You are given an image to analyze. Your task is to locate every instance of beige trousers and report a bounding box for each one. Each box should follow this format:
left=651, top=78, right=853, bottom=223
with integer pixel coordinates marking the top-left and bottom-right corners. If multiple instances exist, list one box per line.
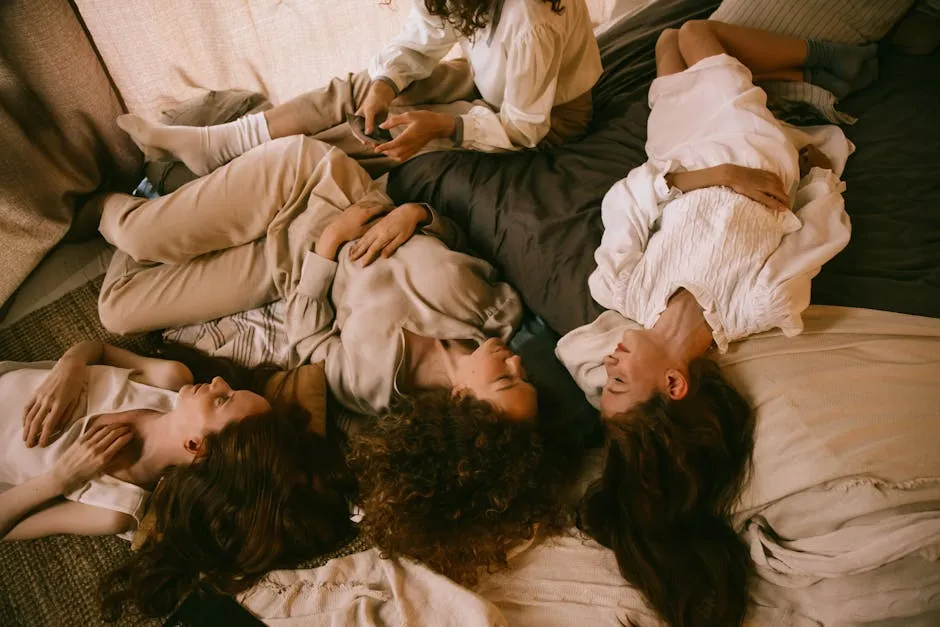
left=98, top=136, right=389, bottom=334
left=276, top=59, right=593, bottom=177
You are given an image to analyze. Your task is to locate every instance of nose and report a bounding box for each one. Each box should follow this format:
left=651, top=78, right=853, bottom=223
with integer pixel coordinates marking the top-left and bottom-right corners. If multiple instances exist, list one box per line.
left=603, top=354, right=617, bottom=367
left=210, top=376, right=231, bottom=392
left=507, top=354, right=524, bottom=375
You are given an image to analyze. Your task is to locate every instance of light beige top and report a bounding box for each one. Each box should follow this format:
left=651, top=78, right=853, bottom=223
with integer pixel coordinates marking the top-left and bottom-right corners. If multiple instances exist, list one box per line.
left=0, top=362, right=178, bottom=540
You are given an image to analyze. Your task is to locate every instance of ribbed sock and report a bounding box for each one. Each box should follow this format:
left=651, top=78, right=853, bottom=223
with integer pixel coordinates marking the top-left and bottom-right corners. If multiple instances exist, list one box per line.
left=117, top=112, right=272, bottom=175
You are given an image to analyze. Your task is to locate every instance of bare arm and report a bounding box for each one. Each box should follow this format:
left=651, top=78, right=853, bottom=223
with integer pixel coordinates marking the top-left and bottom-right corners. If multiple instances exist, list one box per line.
left=2, top=423, right=133, bottom=540
left=666, top=164, right=790, bottom=212
left=66, top=340, right=194, bottom=390
left=24, top=341, right=192, bottom=447
left=3, top=501, right=135, bottom=541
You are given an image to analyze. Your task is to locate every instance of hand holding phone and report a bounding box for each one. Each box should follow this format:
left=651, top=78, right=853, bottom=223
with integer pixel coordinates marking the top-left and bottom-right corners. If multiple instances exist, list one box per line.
left=347, top=113, right=393, bottom=145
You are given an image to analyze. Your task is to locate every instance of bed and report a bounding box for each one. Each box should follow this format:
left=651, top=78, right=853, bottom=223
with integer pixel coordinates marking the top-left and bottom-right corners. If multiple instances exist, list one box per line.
left=2, top=0, right=938, bottom=625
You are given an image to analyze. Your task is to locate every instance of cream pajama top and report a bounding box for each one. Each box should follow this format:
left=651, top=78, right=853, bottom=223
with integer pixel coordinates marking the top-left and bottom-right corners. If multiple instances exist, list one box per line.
left=0, top=362, right=176, bottom=540
left=588, top=54, right=854, bottom=351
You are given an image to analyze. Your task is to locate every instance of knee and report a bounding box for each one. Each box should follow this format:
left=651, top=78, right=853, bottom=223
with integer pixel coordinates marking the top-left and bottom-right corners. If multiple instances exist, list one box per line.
left=678, top=19, right=712, bottom=46
left=656, top=28, right=680, bottom=52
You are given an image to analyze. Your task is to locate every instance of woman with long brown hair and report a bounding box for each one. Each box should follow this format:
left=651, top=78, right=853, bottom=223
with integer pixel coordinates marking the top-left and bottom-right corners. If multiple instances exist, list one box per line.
left=115, top=0, right=602, bottom=177
left=560, top=18, right=877, bottom=627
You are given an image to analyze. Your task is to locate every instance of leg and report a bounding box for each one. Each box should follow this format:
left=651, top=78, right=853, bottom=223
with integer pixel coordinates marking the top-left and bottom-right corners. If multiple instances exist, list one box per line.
left=679, top=20, right=879, bottom=98
left=99, top=136, right=334, bottom=265
left=117, top=61, right=479, bottom=177
left=677, top=20, right=808, bottom=74
left=99, top=242, right=276, bottom=335
left=656, top=28, right=687, bottom=77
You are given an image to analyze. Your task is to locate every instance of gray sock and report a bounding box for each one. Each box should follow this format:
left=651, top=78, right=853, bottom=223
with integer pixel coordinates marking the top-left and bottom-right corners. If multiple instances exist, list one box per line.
left=805, top=40, right=878, bottom=82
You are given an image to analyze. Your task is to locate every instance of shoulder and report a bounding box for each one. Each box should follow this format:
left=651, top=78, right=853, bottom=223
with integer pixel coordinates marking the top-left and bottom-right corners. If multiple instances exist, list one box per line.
left=499, top=0, right=578, bottom=35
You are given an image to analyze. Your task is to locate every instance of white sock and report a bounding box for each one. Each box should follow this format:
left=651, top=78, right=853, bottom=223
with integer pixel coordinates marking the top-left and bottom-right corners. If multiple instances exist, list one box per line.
left=117, top=112, right=272, bottom=176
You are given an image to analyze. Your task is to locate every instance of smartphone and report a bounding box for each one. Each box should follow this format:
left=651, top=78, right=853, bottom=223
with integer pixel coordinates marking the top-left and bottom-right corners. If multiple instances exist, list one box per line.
left=346, top=113, right=393, bottom=145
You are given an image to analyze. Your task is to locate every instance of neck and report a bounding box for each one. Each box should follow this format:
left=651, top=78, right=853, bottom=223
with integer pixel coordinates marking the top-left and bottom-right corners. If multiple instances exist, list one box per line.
left=126, top=409, right=194, bottom=485
left=649, top=289, right=714, bottom=364
left=404, top=332, right=465, bottom=391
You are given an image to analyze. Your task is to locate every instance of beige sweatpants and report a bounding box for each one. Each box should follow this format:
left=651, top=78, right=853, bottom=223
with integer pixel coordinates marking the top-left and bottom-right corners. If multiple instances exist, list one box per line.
left=98, top=135, right=390, bottom=334
left=279, top=59, right=593, bottom=177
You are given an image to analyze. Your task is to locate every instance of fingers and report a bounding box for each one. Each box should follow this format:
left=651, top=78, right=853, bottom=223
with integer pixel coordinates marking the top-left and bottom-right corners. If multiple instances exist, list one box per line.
left=38, top=404, right=63, bottom=447
left=381, top=233, right=409, bottom=260
left=379, top=113, right=409, bottom=130
left=24, top=403, right=46, bottom=448
left=359, top=234, right=394, bottom=267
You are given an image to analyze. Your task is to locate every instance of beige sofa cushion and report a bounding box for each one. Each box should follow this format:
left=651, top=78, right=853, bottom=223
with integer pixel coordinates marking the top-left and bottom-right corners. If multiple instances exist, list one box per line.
left=0, top=0, right=141, bottom=307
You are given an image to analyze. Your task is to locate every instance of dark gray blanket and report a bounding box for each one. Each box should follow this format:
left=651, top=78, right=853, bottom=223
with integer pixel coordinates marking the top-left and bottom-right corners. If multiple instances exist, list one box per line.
left=387, top=0, right=940, bottom=335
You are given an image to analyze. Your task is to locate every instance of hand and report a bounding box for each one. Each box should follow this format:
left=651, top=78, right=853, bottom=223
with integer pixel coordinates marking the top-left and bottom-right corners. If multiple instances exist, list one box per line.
left=23, top=356, right=87, bottom=448
left=356, top=80, right=397, bottom=135
left=799, top=144, right=832, bottom=176
left=315, top=202, right=392, bottom=261
left=50, top=422, right=134, bottom=494
left=720, top=164, right=790, bottom=212
left=348, top=203, right=430, bottom=266
left=374, top=111, right=456, bottom=161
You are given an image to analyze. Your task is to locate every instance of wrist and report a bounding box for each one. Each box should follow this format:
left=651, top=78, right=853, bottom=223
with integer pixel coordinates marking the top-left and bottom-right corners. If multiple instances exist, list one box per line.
left=435, top=113, right=457, bottom=140
left=45, top=467, right=72, bottom=495
left=314, top=232, right=339, bottom=261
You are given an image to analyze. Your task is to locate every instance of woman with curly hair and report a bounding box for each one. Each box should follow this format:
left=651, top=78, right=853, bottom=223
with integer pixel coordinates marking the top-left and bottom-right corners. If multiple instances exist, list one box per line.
left=346, top=388, right=573, bottom=586
left=98, top=134, right=539, bottom=422
left=115, top=0, right=602, bottom=176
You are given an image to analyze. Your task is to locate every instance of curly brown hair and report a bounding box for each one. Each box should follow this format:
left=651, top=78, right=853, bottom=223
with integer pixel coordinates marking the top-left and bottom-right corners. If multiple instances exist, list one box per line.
left=391, top=0, right=566, bottom=39
left=579, top=358, right=755, bottom=627
left=99, top=404, right=355, bottom=621
left=346, top=388, right=566, bottom=585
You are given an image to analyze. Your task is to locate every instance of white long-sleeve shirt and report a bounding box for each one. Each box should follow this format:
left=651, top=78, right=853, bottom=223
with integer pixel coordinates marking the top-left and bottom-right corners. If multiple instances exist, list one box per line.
left=588, top=54, right=853, bottom=350
left=369, top=0, right=602, bottom=151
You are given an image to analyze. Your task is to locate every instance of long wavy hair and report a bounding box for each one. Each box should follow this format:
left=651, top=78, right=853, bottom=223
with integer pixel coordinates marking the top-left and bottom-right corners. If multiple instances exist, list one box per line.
left=99, top=342, right=355, bottom=620
left=404, top=0, right=566, bottom=39
left=579, top=358, right=755, bottom=627
left=346, top=388, right=570, bottom=585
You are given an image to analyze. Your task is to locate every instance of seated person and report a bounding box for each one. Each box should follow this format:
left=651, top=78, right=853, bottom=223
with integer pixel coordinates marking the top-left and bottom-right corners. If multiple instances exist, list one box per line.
left=556, top=20, right=864, bottom=627
left=96, top=133, right=568, bottom=587
left=115, top=0, right=603, bottom=177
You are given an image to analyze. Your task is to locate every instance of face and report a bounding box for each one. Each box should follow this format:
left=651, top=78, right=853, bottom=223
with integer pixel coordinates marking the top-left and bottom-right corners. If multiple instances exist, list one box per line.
left=600, top=329, right=678, bottom=419
left=176, top=377, right=272, bottom=440
left=453, top=338, right=538, bottom=421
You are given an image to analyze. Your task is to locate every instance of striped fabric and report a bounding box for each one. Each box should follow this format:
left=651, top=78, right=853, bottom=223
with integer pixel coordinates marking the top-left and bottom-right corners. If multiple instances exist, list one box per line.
left=710, top=0, right=915, bottom=124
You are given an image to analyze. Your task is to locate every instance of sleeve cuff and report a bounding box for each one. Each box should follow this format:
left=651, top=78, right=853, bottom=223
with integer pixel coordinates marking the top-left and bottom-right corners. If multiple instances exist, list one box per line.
left=298, top=251, right=339, bottom=298
left=451, top=115, right=465, bottom=147
left=372, top=74, right=404, bottom=97
left=650, top=159, right=681, bottom=204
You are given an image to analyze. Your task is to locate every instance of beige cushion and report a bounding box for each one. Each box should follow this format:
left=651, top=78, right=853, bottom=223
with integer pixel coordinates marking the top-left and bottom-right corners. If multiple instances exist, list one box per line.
left=0, top=0, right=141, bottom=307
left=710, top=0, right=915, bottom=124
left=73, top=0, right=413, bottom=120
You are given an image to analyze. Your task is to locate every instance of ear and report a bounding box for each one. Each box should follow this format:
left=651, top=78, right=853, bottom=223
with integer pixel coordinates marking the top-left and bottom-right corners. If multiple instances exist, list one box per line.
left=664, top=368, right=689, bottom=401
left=184, top=438, right=203, bottom=456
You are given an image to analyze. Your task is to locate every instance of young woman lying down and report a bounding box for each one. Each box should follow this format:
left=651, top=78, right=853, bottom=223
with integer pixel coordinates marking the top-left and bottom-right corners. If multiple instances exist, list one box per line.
left=555, top=19, right=872, bottom=627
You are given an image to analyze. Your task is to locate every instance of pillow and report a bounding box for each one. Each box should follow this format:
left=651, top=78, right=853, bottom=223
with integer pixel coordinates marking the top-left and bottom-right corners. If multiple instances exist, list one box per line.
left=710, top=0, right=916, bottom=124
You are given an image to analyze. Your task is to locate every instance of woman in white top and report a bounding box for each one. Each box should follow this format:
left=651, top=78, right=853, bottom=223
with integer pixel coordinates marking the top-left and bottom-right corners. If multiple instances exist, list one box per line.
left=115, top=0, right=602, bottom=177
left=1, top=340, right=267, bottom=540
left=558, top=20, right=875, bottom=627
left=3, top=341, right=355, bottom=619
